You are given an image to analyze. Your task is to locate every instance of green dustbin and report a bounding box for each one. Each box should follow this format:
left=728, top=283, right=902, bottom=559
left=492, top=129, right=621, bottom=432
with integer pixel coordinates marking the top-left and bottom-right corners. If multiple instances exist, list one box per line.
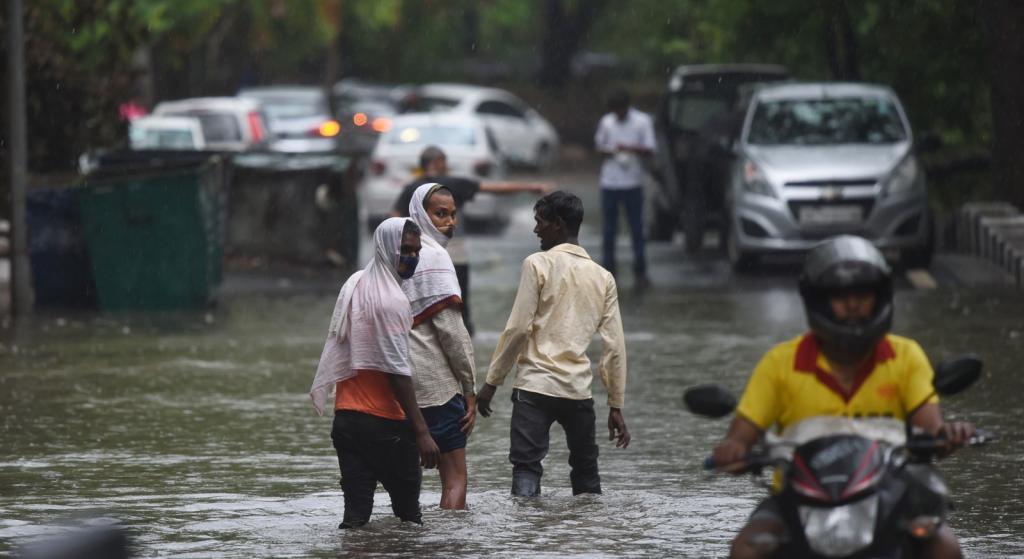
left=78, top=159, right=224, bottom=310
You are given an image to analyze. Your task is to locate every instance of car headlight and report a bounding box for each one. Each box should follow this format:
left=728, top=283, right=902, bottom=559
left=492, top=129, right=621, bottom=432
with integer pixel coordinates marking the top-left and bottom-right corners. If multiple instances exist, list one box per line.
left=799, top=494, right=878, bottom=557
left=884, top=156, right=920, bottom=198
left=742, top=160, right=776, bottom=198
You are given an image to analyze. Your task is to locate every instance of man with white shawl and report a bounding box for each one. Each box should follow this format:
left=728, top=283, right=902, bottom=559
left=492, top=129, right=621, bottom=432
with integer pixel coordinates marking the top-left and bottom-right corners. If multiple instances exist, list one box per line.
left=402, top=182, right=478, bottom=510
left=310, top=217, right=440, bottom=528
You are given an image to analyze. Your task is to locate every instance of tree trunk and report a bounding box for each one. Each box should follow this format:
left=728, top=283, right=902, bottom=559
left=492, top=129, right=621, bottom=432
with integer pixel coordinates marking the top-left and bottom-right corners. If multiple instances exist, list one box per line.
left=537, top=0, right=604, bottom=90
left=983, top=0, right=1024, bottom=210
left=823, top=0, right=860, bottom=81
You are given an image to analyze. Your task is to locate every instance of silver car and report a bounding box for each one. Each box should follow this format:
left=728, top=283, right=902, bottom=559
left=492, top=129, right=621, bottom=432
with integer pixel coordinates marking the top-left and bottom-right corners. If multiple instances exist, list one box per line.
left=726, top=82, right=932, bottom=270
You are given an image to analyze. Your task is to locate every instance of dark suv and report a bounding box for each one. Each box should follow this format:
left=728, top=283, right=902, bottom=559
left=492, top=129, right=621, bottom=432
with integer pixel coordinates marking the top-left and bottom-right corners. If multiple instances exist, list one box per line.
left=651, top=64, right=789, bottom=252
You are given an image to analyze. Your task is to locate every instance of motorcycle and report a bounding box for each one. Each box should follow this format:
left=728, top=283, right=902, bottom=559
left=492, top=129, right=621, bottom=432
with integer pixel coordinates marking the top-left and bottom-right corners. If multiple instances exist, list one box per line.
left=684, top=355, right=992, bottom=558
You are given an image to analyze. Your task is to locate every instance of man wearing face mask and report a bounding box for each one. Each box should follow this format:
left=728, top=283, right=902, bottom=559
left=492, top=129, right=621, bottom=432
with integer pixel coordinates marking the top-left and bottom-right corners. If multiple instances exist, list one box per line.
left=310, top=218, right=440, bottom=528
left=401, top=183, right=478, bottom=510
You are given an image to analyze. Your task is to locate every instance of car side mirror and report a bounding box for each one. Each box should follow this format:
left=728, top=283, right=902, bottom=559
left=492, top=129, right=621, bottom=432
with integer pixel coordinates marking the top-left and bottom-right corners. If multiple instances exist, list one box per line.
left=683, top=384, right=737, bottom=419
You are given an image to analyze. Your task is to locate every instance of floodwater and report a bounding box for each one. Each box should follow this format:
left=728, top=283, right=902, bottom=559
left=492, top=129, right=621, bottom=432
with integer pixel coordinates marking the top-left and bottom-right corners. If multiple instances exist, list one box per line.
left=2, top=201, right=1024, bottom=557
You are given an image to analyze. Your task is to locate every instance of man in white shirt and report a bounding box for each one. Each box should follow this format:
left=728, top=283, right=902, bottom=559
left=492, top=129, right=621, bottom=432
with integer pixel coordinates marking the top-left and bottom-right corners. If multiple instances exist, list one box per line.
left=594, top=89, right=656, bottom=288
left=476, top=191, right=630, bottom=497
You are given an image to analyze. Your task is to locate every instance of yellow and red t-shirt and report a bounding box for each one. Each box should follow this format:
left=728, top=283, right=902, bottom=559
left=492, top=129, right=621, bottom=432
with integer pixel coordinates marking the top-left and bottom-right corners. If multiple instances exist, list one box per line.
left=736, top=333, right=938, bottom=434
left=335, top=370, right=406, bottom=420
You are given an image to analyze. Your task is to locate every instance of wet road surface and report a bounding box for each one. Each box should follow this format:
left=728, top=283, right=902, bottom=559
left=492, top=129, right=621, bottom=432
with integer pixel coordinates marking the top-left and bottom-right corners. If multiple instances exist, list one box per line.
left=1, top=165, right=1023, bottom=557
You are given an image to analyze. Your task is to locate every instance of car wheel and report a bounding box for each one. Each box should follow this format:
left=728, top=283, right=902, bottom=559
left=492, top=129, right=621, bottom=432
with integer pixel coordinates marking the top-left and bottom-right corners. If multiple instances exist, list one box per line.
left=903, top=214, right=935, bottom=269
left=726, top=221, right=757, bottom=273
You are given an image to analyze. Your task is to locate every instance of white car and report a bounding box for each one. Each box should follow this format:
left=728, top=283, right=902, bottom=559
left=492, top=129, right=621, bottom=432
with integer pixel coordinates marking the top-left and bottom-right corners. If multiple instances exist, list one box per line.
left=128, top=116, right=206, bottom=150
left=153, top=97, right=268, bottom=152
left=361, top=112, right=507, bottom=227
left=401, top=83, right=559, bottom=169
left=237, top=86, right=340, bottom=153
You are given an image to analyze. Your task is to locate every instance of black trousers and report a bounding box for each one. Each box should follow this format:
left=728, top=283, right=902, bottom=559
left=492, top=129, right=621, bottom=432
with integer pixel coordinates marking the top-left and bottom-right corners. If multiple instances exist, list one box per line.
left=509, top=389, right=601, bottom=495
left=331, top=410, right=422, bottom=526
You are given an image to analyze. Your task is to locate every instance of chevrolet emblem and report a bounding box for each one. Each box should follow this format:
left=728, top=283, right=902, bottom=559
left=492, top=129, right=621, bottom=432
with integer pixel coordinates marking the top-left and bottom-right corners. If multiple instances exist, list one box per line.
left=821, top=186, right=843, bottom=201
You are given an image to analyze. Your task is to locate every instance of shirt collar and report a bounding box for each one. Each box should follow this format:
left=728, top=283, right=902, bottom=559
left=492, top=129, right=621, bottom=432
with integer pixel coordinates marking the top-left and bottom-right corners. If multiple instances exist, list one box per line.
left=793, top=332, right=896, bottom=402
left=550, top=243, right=591, bottom=259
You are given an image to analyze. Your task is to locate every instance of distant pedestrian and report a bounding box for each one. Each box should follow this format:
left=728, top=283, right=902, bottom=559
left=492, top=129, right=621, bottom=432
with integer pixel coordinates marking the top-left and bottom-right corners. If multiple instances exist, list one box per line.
left=402, top=182, right=478, bottom=510
left=477, top=191, right=630, bottom=497
left=594, top=88, right=656, bottom=288
left=310, top=217, right=440, bottom=528
left=392, top=145, right=550, bottom=335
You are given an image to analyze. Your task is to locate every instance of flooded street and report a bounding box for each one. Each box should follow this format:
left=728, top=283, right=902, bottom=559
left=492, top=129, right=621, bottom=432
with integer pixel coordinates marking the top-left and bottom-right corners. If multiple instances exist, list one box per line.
left=2, top=172, right=1024, bottom=558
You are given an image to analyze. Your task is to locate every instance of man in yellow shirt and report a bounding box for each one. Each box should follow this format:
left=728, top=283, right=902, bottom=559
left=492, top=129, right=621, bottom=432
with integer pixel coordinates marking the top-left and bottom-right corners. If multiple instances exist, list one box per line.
left=712, top=235, right=974, bottom=559
left=477, top=191, right=630, bottom=497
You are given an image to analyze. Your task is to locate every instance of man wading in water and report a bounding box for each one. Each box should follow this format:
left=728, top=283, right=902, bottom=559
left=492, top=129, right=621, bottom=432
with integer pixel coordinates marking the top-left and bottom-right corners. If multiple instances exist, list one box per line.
left=310, top=218, right=440, bottom=527
left=477, top=191, right=631, bottom=496
left=402, top=182, right=478, bottom=509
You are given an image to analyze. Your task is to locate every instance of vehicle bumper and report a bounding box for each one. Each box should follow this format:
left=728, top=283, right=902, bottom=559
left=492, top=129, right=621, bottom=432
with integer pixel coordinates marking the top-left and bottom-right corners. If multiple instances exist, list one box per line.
left=731, top=189, right=929, bottom=259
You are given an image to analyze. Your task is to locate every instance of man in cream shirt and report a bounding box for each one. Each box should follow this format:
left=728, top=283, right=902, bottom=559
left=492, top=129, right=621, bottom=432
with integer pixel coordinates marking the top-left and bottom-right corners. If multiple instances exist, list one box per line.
left=476, top=191, right=630, bottom=497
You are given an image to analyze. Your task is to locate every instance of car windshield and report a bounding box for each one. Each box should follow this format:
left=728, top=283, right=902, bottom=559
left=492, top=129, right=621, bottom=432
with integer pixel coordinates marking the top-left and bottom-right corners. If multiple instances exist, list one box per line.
left=386, top=125, right=477, bottom=146
left=400, top=95, right=460, bottom=113
left=257, top=98, right=327, bottom=120
left=747, top=96, right=907, bottom=145
left=129, top=127, right=198, bottom=149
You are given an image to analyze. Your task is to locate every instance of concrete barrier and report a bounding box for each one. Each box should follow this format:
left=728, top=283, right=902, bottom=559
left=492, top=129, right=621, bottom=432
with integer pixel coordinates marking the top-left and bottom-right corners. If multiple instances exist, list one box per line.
left=954, top=202, right=1024, bottom=289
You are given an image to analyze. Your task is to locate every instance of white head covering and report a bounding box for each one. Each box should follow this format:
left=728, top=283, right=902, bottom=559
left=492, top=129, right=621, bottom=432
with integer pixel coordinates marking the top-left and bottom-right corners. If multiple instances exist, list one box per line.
left=310, top=217, right=416, bottom=415
left=402, top=183, right=462, bottom=319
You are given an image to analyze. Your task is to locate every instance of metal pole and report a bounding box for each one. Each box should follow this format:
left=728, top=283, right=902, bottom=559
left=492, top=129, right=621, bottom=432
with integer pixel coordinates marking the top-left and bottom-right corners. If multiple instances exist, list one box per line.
left=7, top=0, right=34, bottom=315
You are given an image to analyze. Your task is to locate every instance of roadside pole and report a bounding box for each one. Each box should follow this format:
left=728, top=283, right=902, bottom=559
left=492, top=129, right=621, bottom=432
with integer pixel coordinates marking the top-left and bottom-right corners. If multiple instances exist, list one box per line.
left=7, top=0, right=34, bottom=316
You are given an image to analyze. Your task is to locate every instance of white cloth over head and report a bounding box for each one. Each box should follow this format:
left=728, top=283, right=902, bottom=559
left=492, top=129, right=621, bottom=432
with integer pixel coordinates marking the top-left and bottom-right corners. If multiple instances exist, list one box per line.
left=310, top=217, right=416, bottom=415
left=402, top=182, right=462, bottom=319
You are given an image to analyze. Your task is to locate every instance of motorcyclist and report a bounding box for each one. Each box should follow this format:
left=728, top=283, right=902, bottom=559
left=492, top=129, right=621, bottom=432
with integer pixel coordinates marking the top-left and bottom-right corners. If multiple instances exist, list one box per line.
left=712, top=235, right=976, bottom=559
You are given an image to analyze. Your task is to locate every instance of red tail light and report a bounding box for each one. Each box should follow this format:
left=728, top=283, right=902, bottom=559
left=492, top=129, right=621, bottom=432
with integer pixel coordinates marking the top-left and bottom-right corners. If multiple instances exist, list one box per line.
left=247, top=112, right=265, bottom=142
left=371, top=160, right=386, bottom=176
left=353, top=113, right=368, bottom=127
left=473, top=160, right=493, bottom=177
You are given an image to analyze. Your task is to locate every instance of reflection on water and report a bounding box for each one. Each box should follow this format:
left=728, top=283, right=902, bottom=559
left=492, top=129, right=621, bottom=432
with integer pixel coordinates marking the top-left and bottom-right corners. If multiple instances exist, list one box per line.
left=1, top=287, right=1022, bottom=557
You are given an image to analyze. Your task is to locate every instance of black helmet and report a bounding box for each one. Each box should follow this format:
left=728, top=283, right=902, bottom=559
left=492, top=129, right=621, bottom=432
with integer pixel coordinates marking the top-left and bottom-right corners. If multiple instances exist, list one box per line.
left=798, top=236, right=893, bottom=360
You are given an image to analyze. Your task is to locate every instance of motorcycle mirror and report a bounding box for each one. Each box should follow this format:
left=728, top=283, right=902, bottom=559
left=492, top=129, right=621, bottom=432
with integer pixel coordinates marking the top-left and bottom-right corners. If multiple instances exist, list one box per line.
left=933, top=354, right=983, bottom=396
left=683, top=384, right=737, bottom=419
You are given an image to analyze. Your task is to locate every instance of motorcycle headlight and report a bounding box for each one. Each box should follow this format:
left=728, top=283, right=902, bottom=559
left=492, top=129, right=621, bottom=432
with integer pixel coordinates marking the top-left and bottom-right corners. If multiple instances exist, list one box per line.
left=799, top=494, right=878, bottom=557
left=884, top=156, right=920, bottom=198
left=742, top=160, right=777, bottom=199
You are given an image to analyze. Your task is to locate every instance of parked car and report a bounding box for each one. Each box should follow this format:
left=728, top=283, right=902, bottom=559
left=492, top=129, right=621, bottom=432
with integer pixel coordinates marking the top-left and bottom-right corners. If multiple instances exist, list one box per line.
left=237, top=86, right=340, bottom=153
left=724, top=82, right=933, bottom=270
left=332, top=78, right=409, bottom=154
left=128, top=115, right=206, bottom=150
left=360, top=112, right=506, bottom=229
left=651, top=64, right=790, bottom=250
left=152, top=97, right=268, bottom=152
left=400, top=83, right=559, bottom=169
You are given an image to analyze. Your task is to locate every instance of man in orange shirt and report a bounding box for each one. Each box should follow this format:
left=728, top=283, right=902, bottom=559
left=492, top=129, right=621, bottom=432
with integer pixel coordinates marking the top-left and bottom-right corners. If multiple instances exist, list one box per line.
left=712, top=235, right=974, bottom=559
left=311, top=218, right=440, bottom=528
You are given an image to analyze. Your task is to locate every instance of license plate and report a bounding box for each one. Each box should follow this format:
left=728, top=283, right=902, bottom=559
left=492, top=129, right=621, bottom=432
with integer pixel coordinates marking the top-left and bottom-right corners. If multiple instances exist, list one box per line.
left=798, top=204, right=862, bottom=225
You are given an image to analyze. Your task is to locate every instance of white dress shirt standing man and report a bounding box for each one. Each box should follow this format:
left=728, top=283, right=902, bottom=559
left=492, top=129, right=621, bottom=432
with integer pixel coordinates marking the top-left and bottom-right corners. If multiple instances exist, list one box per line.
left=476, top=191, right=630, bottom=497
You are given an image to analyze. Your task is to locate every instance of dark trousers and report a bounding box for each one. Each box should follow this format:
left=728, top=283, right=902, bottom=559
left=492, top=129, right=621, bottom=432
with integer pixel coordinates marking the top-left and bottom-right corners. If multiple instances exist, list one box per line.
left=509, top=389, right=601, bottom=495
left=454, top=263, right=473, bottom=336
left=601, top=186, right=647, bottom=277
left=331, top=410, right=422, bottom=526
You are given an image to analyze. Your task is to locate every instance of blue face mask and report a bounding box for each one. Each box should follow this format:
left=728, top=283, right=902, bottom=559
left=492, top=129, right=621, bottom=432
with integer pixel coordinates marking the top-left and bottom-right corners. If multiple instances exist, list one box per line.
left=397, top=254, right=419, bottom=279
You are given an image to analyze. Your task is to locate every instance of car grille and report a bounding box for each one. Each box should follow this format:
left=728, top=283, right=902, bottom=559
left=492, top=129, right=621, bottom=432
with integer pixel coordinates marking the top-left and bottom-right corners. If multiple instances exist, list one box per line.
left=784, top=178, right=877, bottom=188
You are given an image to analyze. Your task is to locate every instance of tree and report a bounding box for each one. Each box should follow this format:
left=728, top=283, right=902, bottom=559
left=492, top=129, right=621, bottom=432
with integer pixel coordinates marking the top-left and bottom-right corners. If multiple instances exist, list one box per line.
left=982, top=0, right=1024, bottom=209
left=537, top=0, right=606, bottom=89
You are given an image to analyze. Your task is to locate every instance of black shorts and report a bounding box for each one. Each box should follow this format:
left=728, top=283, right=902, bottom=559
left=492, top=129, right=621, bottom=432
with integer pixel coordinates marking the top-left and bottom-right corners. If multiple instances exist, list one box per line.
left=421, top=394, right=468, bottom=454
